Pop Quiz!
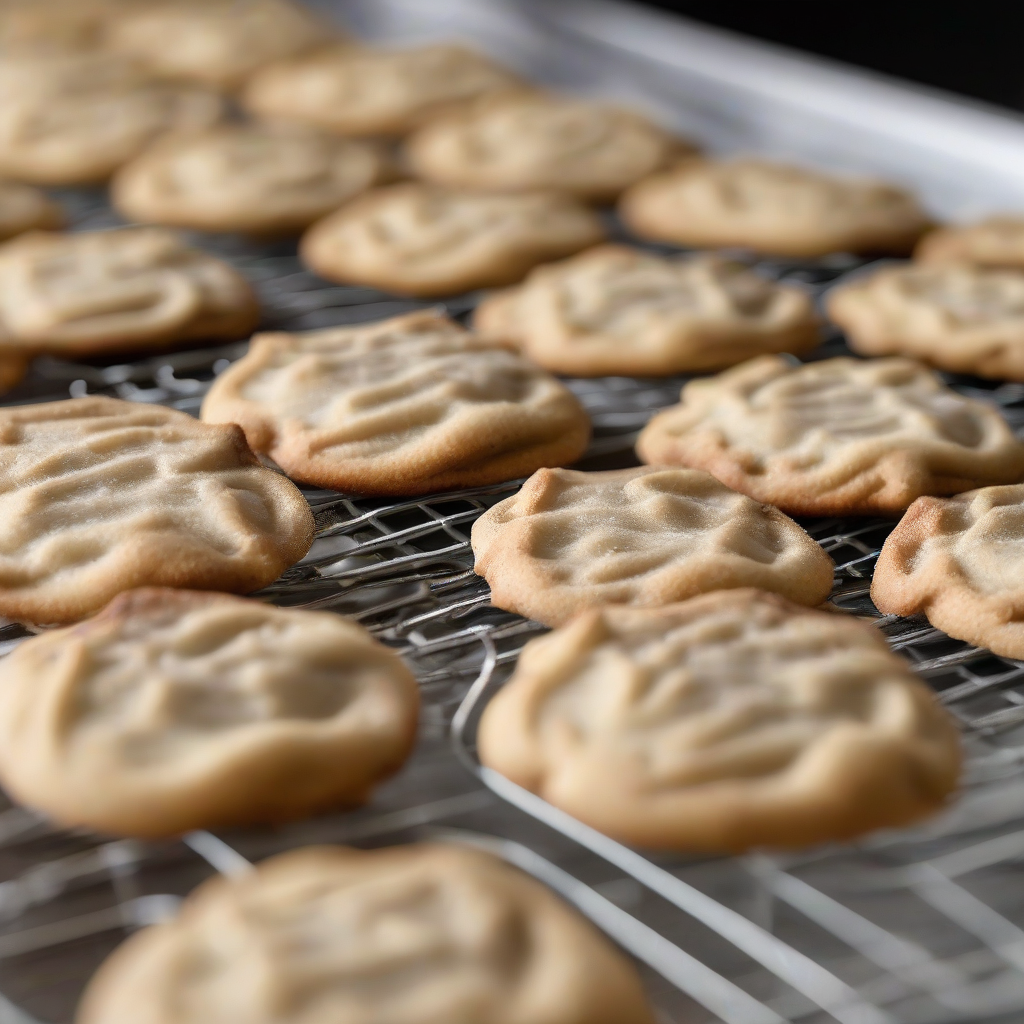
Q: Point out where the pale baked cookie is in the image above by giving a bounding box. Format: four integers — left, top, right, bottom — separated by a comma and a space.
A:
201, 310, 591, 495
916, 216, 1024, 269
0, 589, 418, 837
78, 843, 655, 1024
0, 397, 314, 624
300, 183, 605, 297
106, 0, 332, 91
0, 227, 259, 356
471, 465, 833, 626
478, 590, 961, 852
872, 484, 1024, 658
243, 42, 521, 137
475, 245, 820, 376
636, 355, 1024, 516
828, 262, 1024, 381
0, 180, 63, 240
0, 0, 143, 52
112, 123, 389, 234
405, 91, 687, 202
620, 158, 932, 258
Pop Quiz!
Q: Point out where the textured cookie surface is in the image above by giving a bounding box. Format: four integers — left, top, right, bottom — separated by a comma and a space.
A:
0, 227, 259, 355
0, 397, 313, 624
113, 123, 388, 234
620, 158, 931, 258
916, 216, 1024, 269
873, 484, 1024, 658
471, 465, 833, 626
0, 179, 63, 240
201, 310, 591, 495
475, 245, 820, 376
478, 590, 961, 852
0, 589, 418, 837
244, 42, 520, 137
828, 262, 1024, 381
78, 843, 655, 1024
406, 92, 686, 202
636, 355, 1024, 515
300, 183, 605, 297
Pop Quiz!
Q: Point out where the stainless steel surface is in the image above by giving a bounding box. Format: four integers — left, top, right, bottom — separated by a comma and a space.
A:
2, 3, 1024, 1022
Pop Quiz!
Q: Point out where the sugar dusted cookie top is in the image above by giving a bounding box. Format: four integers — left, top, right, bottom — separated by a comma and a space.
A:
0, 397, 313, 624
300, 182, 605, 298
478, 590, 961, 852
0, 227, 259, 355
475, 245, 820, 376
244, 43, 521, 137
0, 589, 418, 837
916, 216, 1024, 269
828, 262, 1024, 382
636, 355, 1024, 515
78, 843, 656, 1024
620, 158, 931, 258
201, 310, 591, 496
0, 179, 63, 241
471, 465, 834, 626
406, 91, 687, 202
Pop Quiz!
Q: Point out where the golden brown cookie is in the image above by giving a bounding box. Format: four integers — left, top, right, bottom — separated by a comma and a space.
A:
916, 216, 1024, 269
636, 355, 1024, 516
0, 179, 63, 241
78, 843, 656, 1024
201, 310, 591, 496
827, 262, 1024, 381
0, 0, 142, 53
112, 122, 390, 234
243, 42, 521, 137
478, 590, 961, 852
0, 397, 314, 624
872, 484, 1024, 658
471, 465, 833, 626
0, 589, 418, 838
619, 157, 932, 258
300, 183, 605, 298
405, 91, 688, 202
0, 227, 259, 356
475, 245, 820, 376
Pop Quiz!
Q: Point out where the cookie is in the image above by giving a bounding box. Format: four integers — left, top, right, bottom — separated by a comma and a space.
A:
619, 158, 932, 258
916, 216, 1024, 269
475, 245, 820, 376
0, 397, 314, 624
300, 183, 605, 298
405, 91, 688, 202
0, 351, 28, 393
106, 0, 332, 92
0, 588, 418, 838
0, 0, 136, 52
0, 227, 259, 356
636, 355, 1024, 516
79, 842, 655, 1024
201, 310, 591, 495
112, 122, 389, 234
471, 465, 833, 627
243, 42, 521, 137
872, 484, 1024, 659
478, 590, 961, 852
827, 262, 1024, 381
0, 51, 224, 185
0, 179, 63, 240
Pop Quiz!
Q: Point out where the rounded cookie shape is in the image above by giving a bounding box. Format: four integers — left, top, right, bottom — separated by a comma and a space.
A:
916, 216, 1024, 269
0, 180, 63, 241
300, 183, 605, 298
405, 91, 687, 202
478, 590, 961, 852
113, 123, 389, 234
0, 589, 418, 837
471, 465, 833, 626
243, 43, 521, 137
872, 484, 1024, 659
201, 310, 591, 495
475, 245, 820, 376
636, 355, 1024, 516
828, 262, 1024, 382
0, 397, 314, 624
619, 158, 931, 258
0, 227, 259, 355
78, 842, 655, 1024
